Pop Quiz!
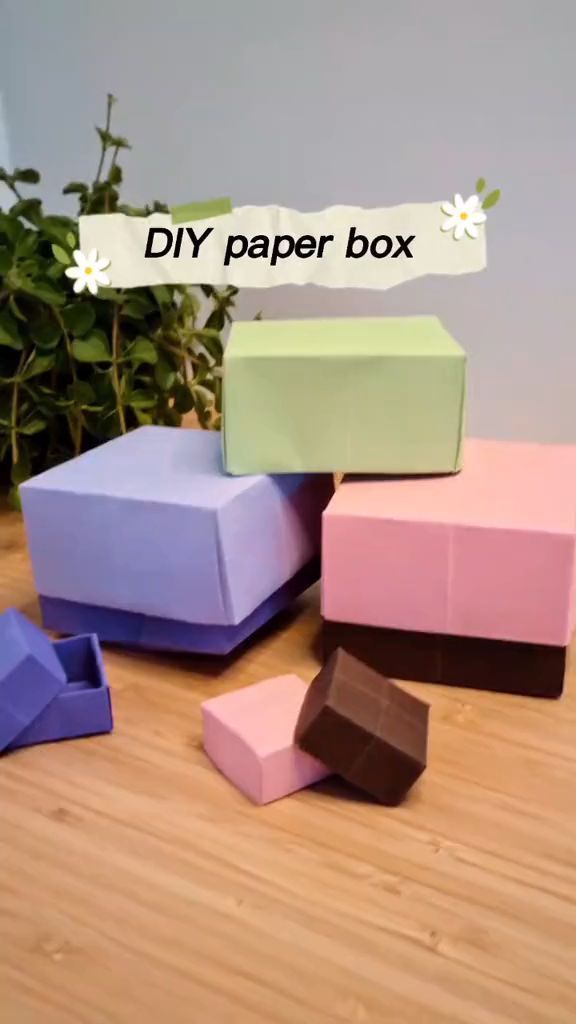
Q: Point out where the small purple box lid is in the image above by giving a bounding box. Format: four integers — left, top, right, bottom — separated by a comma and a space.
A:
0, 608, 67, 750
7, 633, 113, 751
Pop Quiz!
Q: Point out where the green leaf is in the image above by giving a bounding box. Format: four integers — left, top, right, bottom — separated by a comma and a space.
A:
193, 384, 215, 406
33, 320, 62, 348
13, 167, 41, 184
15, 231, 39, 258
475, 177, 486, 194
109, 135, 131, 150
129, 388, 157, 410
0, 333, 23, 354
17, 278, 65, 307
32, 385, 74, 411
68, 380, 96, 406
46, 262, 66, 281
96, 287, 123, 303
22, 351, 57, 378
21, 354, 55, 382
0, 311, 23, 349
19, 417, 47, 435
10, 198, 43, 226
62, 302, 96, 336
179, 289, 201, 319
194, 327, 222, 341
17, 258, 40, 277
482, 188, 501, 210
127, 336, 158, 366
134, 409, 153, 425
117, 203, 148, 217
204, 307, 225, 332
121, 293, 155, 317
66, 232, 77, 248
96, 126, 112, 147
0, 247, 11, 274
151, 284, 172, 308
192, 384, 213, 427
9, 295, 27, 322
194, 328, 223, 362
62, 182, 88, 196
52, 243, 71, 265
108, 164, 123, 186
90, 373, 115, 403
0, 211, 23, 243
154, 356, 177, 392
71, 333, 112, 363
41, 215, 76, 246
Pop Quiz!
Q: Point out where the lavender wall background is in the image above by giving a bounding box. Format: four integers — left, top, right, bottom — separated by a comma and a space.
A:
1, 0, 575, 442
0, 92, 12, 206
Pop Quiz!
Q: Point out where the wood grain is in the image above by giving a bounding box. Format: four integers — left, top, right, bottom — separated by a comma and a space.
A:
1, 500, 576, 1024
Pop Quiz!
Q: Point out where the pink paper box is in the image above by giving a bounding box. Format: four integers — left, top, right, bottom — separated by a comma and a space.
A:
322, 439, 576, 646
201, 675, 331, 805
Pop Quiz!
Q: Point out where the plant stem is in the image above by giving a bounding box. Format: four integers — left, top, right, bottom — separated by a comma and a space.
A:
104, 145, 120, 214
54, 309, 83, 454
180, 335, 190, 384
111, 306, 126, 433
108, 145, 120, 180
10, 352, 26, 467
94, 94, 114, 185
160, 338, 202, 367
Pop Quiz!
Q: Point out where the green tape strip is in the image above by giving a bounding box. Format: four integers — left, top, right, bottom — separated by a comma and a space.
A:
171, 197, 232, 224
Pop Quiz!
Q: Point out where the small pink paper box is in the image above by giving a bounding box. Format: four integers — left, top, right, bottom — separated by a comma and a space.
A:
201, 675, 331, 805
322, 439, 576, 646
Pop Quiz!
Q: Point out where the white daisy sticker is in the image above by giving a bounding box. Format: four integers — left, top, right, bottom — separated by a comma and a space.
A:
65, 249, 111, 295
440, 194, 487, 241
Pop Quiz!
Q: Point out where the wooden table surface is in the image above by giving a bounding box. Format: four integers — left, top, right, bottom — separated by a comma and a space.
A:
1, 500, 576, 1024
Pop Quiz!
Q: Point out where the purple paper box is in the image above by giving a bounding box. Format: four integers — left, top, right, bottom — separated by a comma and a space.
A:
8, 632, 113, 751
21, 427, 333, 654
0, 608, 67, 751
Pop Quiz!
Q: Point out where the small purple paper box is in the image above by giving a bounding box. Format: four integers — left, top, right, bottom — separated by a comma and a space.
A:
20, 427, 333, 654
8, 632, 113, 751
0, 608, 67, 751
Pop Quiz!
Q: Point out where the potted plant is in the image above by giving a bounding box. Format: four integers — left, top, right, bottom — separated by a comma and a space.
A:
0, 94, 235, 507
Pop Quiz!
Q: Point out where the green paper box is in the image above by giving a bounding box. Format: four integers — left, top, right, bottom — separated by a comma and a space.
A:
223, 317, 466, 475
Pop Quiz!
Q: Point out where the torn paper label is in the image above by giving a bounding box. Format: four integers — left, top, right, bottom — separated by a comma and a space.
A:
79, 203, 486, 291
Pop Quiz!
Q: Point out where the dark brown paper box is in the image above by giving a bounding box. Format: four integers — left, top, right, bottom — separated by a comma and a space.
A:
295, 648, 429, 805
322, 620, 567, 698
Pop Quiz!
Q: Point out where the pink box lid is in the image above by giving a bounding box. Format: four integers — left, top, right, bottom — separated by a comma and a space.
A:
322, 439, 576, 646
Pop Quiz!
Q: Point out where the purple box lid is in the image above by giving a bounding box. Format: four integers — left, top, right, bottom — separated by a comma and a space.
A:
0, 608, 67, 750
21, 427, 333, 627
